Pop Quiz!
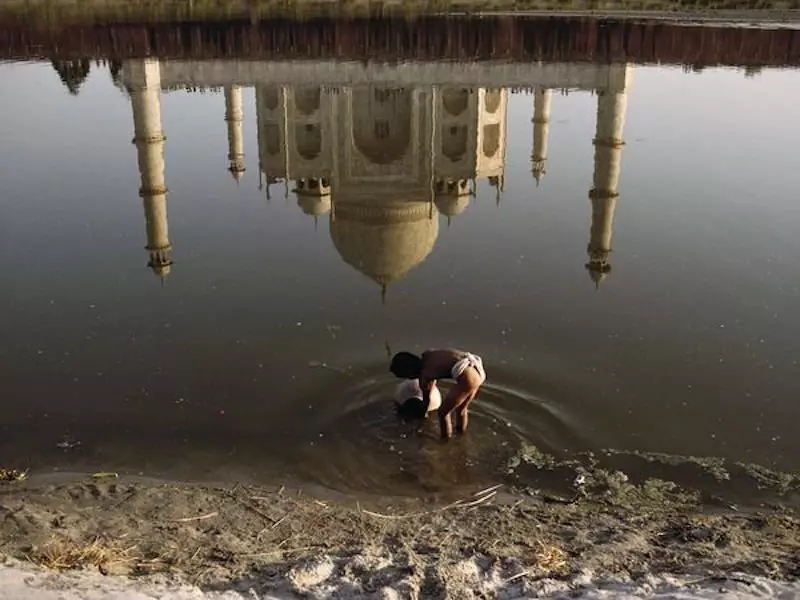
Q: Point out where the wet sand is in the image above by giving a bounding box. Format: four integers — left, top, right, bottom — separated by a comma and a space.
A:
2, 464, 799, 597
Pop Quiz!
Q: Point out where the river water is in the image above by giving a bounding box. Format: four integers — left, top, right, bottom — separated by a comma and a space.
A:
1, 19, 799, 498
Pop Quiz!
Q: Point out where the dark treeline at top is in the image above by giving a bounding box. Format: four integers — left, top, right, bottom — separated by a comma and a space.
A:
1, 16, 799, 67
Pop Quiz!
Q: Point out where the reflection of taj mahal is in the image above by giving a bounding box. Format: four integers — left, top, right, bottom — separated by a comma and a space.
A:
256, 83, 507, 295
123, 59, 631, 290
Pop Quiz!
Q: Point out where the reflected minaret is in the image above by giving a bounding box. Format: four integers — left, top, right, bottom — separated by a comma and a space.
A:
129, 59, 172, 278
532, 88, 551, 185
225, 85, 246, 182
586, 74, 629, 287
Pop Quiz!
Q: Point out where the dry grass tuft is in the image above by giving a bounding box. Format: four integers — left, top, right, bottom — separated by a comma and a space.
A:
533, 539, 568, 573
0, 468, 28, 482
29, 537, 138, 571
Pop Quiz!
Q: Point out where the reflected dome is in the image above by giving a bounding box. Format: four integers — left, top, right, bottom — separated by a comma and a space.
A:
435, 195, 470, 217
331, 201, 438, 286
298, 195, 331, 216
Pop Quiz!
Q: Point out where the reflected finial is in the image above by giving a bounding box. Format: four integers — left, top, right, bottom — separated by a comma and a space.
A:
585, 261, 611, 289
532, 161, 546, 186
229, 165, 245, 184
381, 284, 387, 306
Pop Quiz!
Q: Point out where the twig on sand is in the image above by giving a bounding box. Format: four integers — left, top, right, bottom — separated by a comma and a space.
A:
271, 513, 291, 529
112, 489, 137, 509
474, 484, 503, 497
454, 491, 497, 509
238, 545, 318, 558
360, 509, 412, 520
224, 490, 278, 524
504, 570, 530, 583
358, 488, 499, 519
509, 499, 525, 511
172, 512, 218, 523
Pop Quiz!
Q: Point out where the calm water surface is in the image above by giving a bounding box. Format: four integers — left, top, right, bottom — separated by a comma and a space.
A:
1, 55, 799, 496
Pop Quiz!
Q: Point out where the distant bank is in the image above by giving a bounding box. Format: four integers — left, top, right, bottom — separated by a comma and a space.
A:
2, 11, 799, 67
1, 0, 799, 28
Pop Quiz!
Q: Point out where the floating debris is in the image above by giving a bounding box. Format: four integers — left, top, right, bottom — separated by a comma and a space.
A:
56, 439, 81, 450
0, 468, 28, 482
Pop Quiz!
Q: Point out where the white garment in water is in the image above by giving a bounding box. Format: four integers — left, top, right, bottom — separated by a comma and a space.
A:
394, 379, 442, 412
451, 353, 486, 383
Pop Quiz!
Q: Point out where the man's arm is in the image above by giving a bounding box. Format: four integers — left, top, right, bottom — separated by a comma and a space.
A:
419, 376, 436, 409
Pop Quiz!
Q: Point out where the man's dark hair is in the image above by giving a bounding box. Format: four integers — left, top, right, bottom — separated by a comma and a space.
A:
390, 352, 422, 379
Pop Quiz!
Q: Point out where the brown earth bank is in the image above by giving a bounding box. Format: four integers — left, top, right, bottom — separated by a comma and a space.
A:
2, 14, 800, 66
2, 473, 799, 597
1, 0, 800, 28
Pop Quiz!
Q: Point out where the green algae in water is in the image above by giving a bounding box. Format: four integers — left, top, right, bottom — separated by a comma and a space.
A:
735, 462, 800, 496
506, 443, 560, 473
575, 466, 700, 508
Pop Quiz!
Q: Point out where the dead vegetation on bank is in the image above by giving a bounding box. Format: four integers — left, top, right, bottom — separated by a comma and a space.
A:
29, 537, 138, 571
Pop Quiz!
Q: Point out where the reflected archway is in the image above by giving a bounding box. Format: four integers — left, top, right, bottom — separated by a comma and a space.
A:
351, 87, 412, 165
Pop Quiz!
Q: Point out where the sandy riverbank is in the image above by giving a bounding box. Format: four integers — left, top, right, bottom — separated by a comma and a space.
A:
2, 473, 799, 598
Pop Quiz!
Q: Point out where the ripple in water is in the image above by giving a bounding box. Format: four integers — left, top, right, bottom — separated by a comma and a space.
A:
288, 362, 590, 498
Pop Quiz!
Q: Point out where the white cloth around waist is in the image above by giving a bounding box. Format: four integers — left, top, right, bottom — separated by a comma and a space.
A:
394, 379, 442, 412
451, 353, 486, 383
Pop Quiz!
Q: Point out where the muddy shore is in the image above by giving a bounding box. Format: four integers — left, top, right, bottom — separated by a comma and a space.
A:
2, 467, 799, 597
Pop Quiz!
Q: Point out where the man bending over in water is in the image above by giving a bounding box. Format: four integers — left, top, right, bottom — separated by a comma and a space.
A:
390, 349, 487, 440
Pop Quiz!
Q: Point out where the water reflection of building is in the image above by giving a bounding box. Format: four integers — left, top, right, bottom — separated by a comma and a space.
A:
224, 85, 246, 181
255, 85, 508, 295
587, 85, 627, 287
127, 59, 172, 278
122, 59, 630, 287
531, 88, 551, 185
